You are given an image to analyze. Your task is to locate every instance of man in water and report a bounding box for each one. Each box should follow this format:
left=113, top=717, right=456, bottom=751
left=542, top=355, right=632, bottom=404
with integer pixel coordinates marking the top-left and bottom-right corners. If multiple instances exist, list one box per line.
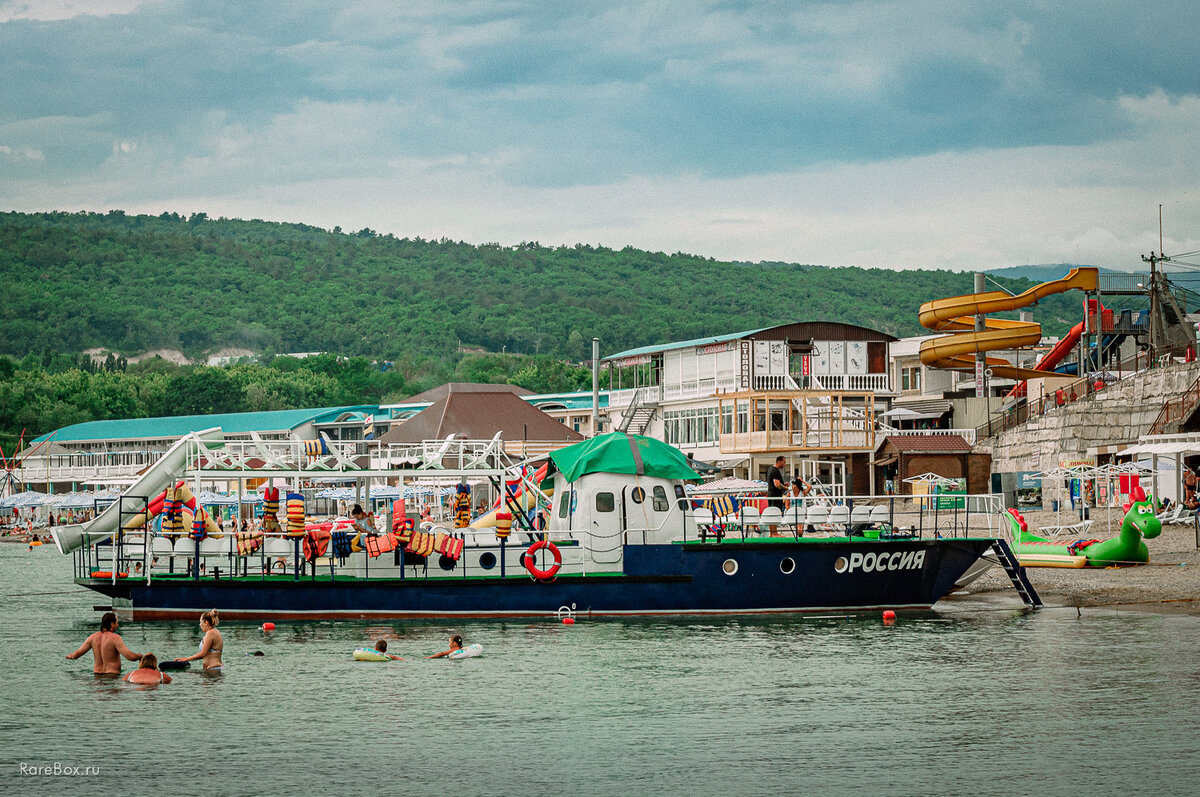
left=66, top=611, right=141, bottom=674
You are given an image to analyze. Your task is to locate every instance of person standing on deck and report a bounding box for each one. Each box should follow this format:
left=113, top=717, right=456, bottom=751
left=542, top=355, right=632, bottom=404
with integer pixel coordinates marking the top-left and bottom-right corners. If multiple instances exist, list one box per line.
left=766, top=455, right=787, bottom=534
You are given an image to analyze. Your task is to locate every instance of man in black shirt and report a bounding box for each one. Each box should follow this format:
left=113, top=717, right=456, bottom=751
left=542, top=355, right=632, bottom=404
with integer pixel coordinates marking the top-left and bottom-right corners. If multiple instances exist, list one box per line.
left=766, top=455, right=786, bottom=533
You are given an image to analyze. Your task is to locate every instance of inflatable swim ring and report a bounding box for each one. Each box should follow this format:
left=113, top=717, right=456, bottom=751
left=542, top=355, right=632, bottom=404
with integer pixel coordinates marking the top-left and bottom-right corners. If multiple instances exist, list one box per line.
left=447, top=643, right=483, bottom=660
left=353, top=648, right=392, bottom=662
left=89, top=571, right=129, bottom=579
left=29, top=540, right=42, bottom=546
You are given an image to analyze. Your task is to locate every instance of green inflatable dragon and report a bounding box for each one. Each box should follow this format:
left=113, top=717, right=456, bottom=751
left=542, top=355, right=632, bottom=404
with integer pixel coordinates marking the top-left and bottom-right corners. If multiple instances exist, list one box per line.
left=1008, top=486, right=1162, bottom=567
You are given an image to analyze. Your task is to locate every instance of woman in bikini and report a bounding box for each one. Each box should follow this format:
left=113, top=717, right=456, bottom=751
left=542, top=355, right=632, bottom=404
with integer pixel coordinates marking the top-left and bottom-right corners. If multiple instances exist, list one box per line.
left=174, top=609, right=223, bottom=670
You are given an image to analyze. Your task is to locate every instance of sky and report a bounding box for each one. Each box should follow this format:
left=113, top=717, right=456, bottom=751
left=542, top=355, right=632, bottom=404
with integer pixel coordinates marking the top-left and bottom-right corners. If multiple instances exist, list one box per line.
left=2, top=0, right=1199, bottom=271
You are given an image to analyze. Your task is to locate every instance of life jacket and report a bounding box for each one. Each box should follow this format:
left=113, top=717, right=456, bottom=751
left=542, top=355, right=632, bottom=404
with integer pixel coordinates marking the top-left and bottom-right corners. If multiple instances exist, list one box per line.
left=406, top=530, right=436, bottom=557
left=331, top=530, right=353, bottom=560
left=392, top=516, right=415, bottom=542
left=236, top=531, right=263, bottom=556
left=190, top=510, right=208, bottom=542
left=302, top=527, right=332, bottom=561
left=365, top=532, right=397, bottom=558
left=303, top=438, right=329, bottom=457
left=454, top=490, right=471, bottom=529
left=434, top=531, right=464, bottom=561
left=705, top=495, right=741, bottom=517
left=286, top=493, right=305, bottom=536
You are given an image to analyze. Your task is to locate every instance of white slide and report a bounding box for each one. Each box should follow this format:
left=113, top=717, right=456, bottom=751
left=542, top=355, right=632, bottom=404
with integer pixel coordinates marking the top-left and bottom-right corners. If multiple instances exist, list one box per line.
left=51, top=428, right=224, bottom=555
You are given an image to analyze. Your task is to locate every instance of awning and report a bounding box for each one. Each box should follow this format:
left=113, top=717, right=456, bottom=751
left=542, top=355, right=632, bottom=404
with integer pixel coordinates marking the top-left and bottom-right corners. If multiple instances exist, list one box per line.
left=1086, top=443, right=1133, bottom=456
left=892, top=398, right=952, bottom=415
left=714, top=458, right=749, bottom=469
left=873, top=455, right=898, bottom=467
left=1123, top=441, right=1200, bottom=455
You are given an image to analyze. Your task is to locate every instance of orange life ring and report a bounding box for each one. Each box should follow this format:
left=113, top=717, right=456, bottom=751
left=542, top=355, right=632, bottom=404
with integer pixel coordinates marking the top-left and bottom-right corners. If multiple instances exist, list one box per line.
left=522, top=540, right=562, bottom=581
left=90, top=571, right=129, bottom=579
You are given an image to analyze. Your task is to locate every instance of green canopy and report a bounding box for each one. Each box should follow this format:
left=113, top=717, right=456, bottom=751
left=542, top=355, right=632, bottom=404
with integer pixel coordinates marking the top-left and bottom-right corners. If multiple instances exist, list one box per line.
left=550, top=432, right=703, bottom=484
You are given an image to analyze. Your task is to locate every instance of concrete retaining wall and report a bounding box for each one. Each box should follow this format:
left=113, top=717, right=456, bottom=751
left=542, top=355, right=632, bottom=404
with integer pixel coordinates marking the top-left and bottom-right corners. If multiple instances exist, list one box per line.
left=978, top=361, right=1200, bottom=503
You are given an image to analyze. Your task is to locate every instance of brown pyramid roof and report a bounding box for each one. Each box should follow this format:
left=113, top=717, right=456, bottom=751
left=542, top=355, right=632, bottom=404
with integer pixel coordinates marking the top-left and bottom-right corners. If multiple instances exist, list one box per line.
left=380, top=387, right=584, bottom=444
left=401, top=382, right=533, bottom=404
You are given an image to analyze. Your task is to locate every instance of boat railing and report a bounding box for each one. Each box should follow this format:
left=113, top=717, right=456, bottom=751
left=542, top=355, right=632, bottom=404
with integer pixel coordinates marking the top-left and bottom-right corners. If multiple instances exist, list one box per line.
left=684, top=492, right=1004, bottom=540
left=184, top=434, right=512, bottom=474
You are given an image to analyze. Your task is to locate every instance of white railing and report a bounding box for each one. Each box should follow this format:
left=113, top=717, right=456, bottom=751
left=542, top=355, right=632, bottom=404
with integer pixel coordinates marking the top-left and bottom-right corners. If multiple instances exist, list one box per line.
left=805, top=373, right=893, bottom=392
left=609, top=385, right=663, bottom=408
left=881, top=428, right=977, bottom=445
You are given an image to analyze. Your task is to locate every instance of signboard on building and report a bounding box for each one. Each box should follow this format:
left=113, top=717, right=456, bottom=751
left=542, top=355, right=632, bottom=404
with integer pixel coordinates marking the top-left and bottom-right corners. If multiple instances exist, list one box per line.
left=739, top=340, right=751, bottom=389
left=613, top=354, right=651, bottom=368
left=699, top=341, right=736, bottom=355
left=802, top=355, right=810, bottom=376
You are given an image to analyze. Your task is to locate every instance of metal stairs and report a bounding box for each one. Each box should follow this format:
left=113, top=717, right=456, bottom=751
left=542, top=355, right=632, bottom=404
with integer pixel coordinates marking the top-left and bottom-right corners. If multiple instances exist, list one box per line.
left=990, top=538, right=1042, bottom=607
left=618, top=389, right=659, bottom=435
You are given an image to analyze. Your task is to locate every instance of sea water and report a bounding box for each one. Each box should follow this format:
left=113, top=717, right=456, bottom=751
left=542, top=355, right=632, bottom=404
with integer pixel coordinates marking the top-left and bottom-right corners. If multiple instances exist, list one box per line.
left=2, top=546, right=1199, bottom=796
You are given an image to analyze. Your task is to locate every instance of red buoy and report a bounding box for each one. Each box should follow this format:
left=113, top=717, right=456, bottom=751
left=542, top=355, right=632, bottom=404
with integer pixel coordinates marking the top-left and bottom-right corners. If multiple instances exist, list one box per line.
left=562, top=617, right=575, bottom=625
left=261, top=622, right=275, bottom=631
left=882, top=610, right=896, bottom=620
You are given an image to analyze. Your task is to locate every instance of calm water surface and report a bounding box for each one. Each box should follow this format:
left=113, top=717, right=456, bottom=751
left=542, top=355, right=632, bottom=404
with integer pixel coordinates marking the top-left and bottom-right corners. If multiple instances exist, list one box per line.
left=2, top=545, right=1199, bottom=796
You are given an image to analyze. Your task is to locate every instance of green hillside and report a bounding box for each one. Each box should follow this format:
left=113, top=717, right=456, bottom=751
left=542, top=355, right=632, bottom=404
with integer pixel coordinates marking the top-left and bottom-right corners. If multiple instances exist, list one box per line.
left=0, top=210, right=1086, bottom=361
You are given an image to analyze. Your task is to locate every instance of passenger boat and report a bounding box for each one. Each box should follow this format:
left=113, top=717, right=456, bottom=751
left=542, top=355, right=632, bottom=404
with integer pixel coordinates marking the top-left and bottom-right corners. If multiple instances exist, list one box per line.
left=54, top=431, right=1007, bottom=620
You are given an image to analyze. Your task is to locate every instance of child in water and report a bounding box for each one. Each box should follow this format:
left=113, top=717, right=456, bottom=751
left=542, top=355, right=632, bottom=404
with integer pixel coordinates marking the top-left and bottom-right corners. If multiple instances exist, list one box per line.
left=426, top=635, right=464, bottom=659
left=374, top=639, right=404, bottom=660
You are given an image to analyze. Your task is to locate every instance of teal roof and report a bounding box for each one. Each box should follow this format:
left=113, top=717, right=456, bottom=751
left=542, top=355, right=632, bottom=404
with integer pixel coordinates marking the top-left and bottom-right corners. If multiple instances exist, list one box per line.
left=33, top=406, right=378, bottom=444
left=525, top=391, right=609, bottom=410
left=606, top=328, right=770, bottom=360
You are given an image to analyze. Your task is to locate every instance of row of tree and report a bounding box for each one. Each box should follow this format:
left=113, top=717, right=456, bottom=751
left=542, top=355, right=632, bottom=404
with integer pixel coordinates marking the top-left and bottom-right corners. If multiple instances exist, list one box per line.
left=0, top=352, right=598, bottom=446
left=0, top=210, right=1084, bottom=362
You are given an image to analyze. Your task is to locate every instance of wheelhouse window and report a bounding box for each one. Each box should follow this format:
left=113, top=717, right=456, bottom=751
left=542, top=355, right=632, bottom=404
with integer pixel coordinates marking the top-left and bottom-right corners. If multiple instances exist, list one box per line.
left=596, top=492, right=615, bottom=512
left=652, top=486, right=670, bottom=511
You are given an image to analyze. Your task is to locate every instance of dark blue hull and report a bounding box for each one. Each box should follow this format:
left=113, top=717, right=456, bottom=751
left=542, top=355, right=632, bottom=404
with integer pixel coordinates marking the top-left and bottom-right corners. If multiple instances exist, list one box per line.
left=80, top=539, right=994, bottom=620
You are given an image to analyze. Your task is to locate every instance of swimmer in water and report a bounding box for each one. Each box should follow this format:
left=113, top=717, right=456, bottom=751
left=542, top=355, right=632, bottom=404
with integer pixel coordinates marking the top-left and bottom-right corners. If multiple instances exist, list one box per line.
left=125, top=653, right=172, bottom=685
left=373, top=639, right=404, bottom=660
left=426, top=634, right=464, bottom=659
left=66, top=611, right=142, bottom=675
left=173, top=609, right=223, bottom=670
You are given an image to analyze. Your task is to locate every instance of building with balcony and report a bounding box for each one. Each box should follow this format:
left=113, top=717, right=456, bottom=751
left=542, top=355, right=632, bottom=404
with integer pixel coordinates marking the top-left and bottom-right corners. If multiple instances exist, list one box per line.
left=604, top=322, right=898, bottom=493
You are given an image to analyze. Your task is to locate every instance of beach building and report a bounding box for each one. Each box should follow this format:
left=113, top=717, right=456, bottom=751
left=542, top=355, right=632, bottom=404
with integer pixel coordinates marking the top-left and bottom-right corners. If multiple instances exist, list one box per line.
left=604, top=322, right=900, bottom=494
left=18, top=406, right=379, bottom=492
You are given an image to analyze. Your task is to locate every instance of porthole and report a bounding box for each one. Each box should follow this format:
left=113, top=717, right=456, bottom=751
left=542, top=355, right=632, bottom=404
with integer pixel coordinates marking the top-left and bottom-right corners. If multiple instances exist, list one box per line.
left=780, top=557, right=796, bottom=575
left=834, top=556, right=849, bottom=573
left=722, top=558, right=738, bottom=576
left=438, top=554, right=457, bottom=571
left=479, top=552, right=497, bottom=570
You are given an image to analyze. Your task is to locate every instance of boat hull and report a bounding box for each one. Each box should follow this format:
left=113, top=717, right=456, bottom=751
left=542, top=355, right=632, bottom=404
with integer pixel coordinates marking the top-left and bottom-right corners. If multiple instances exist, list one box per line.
left=79, top=539, right=995, bottom=620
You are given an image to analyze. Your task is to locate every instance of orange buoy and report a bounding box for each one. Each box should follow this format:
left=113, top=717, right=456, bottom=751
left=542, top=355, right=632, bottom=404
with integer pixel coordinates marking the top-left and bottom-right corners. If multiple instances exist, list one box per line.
left=562, top=617, right=575, bottom=625
left=261, top=622, right=275, bottom=631
left=882, top=610, right=896, bottom=620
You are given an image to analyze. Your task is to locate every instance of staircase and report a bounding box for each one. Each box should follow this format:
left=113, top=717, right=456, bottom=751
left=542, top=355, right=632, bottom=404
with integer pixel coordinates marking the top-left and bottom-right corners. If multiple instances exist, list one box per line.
left=1150, top=373, right=1200, bottom=435
left=617, top=389, right=659, bottom=436
left=990, top=539, right=1042, bottom=607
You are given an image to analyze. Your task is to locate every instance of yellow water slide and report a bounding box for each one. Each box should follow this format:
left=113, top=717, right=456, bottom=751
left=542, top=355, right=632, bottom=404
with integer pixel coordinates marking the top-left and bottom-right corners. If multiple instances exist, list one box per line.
left=918, top=267, right=1099, bottom=380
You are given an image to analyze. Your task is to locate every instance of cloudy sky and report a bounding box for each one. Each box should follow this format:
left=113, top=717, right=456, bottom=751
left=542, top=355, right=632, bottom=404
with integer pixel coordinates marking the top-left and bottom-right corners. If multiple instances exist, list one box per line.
left=2, top=0, right=1198, bottom=270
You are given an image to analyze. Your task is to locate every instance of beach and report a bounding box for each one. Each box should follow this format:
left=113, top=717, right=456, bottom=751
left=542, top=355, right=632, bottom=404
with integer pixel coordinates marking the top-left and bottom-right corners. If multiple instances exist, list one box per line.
left=962, top=506, right=1200, bottom=613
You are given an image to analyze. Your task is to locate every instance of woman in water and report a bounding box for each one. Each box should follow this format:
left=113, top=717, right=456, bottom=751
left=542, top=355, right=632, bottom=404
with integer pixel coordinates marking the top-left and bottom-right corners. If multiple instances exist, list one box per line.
left=125, top=653, right=172, bottom=685
left=174, top=609, right=223, bottom=670
left=426, top=634, right=464, bottom=659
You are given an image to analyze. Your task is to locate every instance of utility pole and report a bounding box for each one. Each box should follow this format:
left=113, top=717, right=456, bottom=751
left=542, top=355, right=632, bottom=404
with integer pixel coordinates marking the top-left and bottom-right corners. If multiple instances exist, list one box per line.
left=1141, top=250, right=1170, bottom=353
left=974, top=273, right=985, bottom=399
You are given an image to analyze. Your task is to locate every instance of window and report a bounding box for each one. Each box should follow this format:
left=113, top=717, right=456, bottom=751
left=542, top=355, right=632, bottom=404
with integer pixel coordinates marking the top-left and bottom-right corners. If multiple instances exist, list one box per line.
left=558, top=491, right=570, bottom=518
left=630, top=486, right=646, bottom=504
left=652, top=486, right=670, bottom=511
left=596, top=492, right=615, bottom=512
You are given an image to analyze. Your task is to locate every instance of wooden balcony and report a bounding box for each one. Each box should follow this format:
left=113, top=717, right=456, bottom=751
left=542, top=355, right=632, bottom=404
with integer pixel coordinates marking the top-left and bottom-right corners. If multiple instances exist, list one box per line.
left=716, top=389, right=877, bottom=454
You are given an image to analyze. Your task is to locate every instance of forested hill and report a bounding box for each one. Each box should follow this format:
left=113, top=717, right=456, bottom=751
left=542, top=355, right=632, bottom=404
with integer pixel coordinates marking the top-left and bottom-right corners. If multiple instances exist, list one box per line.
left=0, top=210, right=1084, bottom=361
